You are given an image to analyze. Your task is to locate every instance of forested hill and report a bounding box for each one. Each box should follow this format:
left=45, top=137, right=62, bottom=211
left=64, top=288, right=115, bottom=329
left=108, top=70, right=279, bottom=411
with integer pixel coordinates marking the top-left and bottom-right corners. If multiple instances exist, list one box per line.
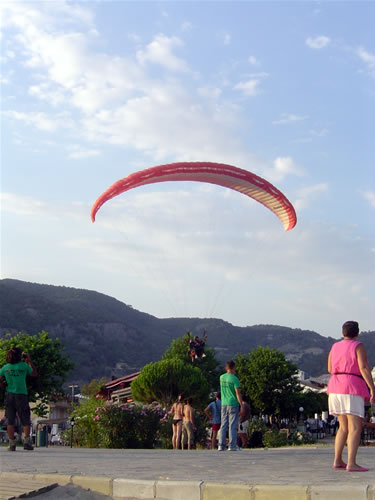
left=1, top=279, right=374, bottom=385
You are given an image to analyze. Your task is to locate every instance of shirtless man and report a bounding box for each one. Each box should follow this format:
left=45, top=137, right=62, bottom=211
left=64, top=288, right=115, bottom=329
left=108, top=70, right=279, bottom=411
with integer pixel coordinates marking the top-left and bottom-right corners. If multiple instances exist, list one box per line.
left=170, top=394, right=184, bottom=449
left=182, top=398, right=195, bottom=450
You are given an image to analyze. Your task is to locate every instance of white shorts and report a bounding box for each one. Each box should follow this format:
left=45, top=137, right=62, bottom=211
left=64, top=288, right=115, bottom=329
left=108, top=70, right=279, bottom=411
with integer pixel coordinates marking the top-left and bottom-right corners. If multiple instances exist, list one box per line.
left=328, top=393, right=365, bottom=419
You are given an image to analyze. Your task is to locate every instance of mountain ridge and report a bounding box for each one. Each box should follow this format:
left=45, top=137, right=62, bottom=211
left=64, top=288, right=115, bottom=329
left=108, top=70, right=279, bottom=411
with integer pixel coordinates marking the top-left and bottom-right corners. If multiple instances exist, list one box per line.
left=1, top=278, right=374, bottom=385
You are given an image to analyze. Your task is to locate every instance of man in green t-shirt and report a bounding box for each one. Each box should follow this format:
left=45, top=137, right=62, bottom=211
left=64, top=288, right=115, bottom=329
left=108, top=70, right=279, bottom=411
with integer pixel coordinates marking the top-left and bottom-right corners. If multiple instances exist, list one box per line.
left=0, top=347, right=37, bottom=451
left=218, top=360, right=244, bottom=451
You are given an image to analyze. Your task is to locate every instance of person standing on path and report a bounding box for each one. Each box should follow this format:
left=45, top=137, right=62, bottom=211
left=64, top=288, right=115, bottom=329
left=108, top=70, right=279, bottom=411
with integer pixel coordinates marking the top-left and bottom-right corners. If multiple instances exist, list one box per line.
left=181, top=398, right=195, bottom=450
left=170, top=394, right=184, bottom=449
left=0, top=347, right=37, bottom=451
left=327, top=321, right=375, bottom=472
left=218, top=360, right=244, bottom=451
left=205, top=392, right=222, bottom=449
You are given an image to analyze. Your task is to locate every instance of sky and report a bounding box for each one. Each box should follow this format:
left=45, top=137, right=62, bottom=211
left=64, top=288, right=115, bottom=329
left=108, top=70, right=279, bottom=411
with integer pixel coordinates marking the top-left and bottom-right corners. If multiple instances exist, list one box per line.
left=1, top=1, right=374, bottom=338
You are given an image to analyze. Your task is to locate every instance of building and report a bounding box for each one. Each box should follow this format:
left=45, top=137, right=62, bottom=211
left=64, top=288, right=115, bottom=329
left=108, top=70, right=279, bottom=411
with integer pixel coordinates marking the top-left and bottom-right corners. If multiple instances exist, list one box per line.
left=29, top=397, right=75, bottom=435
left=99, top=372, right=140, bottom=405
left=298, top=373, right=330, bottom=393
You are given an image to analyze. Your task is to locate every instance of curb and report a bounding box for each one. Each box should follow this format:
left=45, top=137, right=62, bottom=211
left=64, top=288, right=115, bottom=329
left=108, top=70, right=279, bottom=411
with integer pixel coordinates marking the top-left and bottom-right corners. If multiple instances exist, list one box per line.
left=1, top=473, right=374, bottom=500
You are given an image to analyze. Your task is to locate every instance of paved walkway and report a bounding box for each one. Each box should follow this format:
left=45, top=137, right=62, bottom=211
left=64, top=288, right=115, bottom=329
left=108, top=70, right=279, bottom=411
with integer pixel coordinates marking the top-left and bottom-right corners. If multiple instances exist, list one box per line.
left=0, top=477, right=57, bottom=500
left=0, top=446, right=374, bottom=499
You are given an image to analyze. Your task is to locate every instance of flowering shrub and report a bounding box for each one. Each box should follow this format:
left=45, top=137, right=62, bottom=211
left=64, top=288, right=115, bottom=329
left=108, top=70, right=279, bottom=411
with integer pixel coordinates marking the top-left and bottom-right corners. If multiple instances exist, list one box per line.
left=61, top=397, right=106, bottom=448
left=65, top=398, right=167, bottom=449
left=97, top=402, right=166, bottom=449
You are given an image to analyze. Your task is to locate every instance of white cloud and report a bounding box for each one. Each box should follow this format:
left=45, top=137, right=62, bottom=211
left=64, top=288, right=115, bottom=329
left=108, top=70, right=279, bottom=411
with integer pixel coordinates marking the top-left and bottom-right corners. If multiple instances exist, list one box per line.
left=233, top=79, right=260, bottom=97
left=272, top=114, right=309, bottom=125
left=197, top=87, right=222, bottom=99
left=265, top=157, right=305, bottom=182
left=223, top=33, right=231, bottom=46
left=0, top=192, right=87, bottom=219
left=362, top=191, right=375, bottom=208
left=136, top=34, right=190, bottom=72
left=305, top=35, right=331, bottom=49
left=309, top=128, right=329, bottom=137
left=295, top=183, right=329, bottom=210
left=3, top=110, right=71, bottom=132
left=248, top=55, right=258, bottom=65
left=0, top=2, right=267, bottom=171
left=357, top=47, right=375, bottom=79
left=0, top=193, right=49, bottom=217
left=181, top=21, right=192, bottom=32
left=68, top=148, right=101, bottom=160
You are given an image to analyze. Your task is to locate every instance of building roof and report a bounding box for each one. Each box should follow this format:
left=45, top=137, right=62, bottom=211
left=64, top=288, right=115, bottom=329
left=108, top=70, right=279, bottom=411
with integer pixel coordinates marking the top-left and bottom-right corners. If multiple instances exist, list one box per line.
left=104, top=372, right=141, bottom=390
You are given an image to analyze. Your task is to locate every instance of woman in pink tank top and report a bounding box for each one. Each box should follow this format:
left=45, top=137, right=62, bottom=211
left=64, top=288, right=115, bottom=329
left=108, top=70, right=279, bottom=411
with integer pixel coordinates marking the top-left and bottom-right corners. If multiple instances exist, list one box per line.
left=327, top=321, right=375, bottom=472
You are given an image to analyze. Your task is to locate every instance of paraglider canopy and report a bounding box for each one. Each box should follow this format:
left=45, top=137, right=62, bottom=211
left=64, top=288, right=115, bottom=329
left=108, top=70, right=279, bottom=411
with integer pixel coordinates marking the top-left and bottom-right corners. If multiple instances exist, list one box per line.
left=91, top=162, right=297, bottom=231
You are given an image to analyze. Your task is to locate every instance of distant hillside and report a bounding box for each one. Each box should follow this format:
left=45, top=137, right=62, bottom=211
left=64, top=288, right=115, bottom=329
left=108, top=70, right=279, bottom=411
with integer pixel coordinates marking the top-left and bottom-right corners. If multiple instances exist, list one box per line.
left=1, top=279, right=374, bottom=385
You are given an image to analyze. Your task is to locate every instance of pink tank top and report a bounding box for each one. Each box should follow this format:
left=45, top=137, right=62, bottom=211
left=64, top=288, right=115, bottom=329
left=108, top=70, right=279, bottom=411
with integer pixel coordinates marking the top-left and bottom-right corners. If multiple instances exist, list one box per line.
left=327, top=339, right=370, bottom=400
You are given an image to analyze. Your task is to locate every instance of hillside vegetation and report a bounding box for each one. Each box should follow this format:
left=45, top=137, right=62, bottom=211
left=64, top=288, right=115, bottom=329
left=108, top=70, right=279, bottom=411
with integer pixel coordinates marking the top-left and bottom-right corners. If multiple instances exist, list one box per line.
left=1, top=279, right=374, bottom=384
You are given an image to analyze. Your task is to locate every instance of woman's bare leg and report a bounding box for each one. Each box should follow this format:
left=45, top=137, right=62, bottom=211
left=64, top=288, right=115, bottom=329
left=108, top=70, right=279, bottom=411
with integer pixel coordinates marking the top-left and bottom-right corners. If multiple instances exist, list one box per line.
left=347, top=414, right=364, bottom=469
left=172, top=424, right=177, bottom=449
left=175, top=422, right=182, bottom=449
left=211, top=429, right=218, bottom=449
left=333, top=415, right=348, bottom=467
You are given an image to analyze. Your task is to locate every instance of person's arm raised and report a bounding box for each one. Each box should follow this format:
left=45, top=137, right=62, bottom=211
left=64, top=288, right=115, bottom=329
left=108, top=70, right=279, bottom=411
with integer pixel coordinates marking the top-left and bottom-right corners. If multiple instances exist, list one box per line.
left=25, top=354, right=37, bottom=377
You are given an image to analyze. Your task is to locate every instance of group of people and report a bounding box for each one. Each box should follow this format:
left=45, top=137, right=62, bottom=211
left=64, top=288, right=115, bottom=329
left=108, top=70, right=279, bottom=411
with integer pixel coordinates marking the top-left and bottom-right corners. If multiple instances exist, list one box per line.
left=1, top=320, right=375, bottom=474
left=169, top=320, right=375, bottom=474
left=170, top=359, right=251, bottom=451
left=170, top=395, right=195, bottom=450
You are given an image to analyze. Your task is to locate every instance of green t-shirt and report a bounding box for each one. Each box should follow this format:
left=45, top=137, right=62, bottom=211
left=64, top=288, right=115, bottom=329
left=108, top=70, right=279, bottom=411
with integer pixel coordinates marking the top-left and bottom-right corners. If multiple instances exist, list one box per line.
left=220, top=372, right=240, bottom=406
left=0, top=362, right=33, bottom=395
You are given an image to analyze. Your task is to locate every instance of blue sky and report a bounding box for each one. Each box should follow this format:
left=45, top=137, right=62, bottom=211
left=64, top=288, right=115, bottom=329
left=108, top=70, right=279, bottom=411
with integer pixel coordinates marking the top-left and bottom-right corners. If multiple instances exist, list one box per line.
left=1, top=1, right=374, bottom=338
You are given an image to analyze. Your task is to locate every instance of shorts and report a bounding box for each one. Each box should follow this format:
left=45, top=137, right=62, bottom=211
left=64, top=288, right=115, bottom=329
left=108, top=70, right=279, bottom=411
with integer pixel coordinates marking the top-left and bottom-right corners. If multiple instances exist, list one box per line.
left=328, top=393, right=365, bottom=419
left=238, top=419, right=249, bottom=434
left=5, top=392, right=31, bottom=426
left=212, top=423, right=221, bottom=431
left=182, top=421, right=194, bottom=445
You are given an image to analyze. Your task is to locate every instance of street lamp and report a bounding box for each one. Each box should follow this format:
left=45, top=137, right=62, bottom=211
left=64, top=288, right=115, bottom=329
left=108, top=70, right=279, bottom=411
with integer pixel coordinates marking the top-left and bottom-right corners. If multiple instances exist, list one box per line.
left=297, top=407, right=305, bottom=432
left=70, top=417, right=75, bottom=448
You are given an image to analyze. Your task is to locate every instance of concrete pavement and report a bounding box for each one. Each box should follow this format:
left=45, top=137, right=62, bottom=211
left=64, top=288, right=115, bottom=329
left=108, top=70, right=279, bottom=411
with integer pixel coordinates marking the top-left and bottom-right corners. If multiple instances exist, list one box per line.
left=0, top=446, right=374, bottom=499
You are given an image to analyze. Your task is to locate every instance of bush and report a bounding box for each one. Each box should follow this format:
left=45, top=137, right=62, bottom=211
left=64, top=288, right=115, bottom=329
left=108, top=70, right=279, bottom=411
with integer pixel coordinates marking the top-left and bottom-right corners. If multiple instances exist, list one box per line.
left=64, top=398, right=167, bottom=449
left=263, top=429, right=288, bottom=448
left=61, top=397, right=106, bottom=448
left=288, top=431, right=316, bottom=446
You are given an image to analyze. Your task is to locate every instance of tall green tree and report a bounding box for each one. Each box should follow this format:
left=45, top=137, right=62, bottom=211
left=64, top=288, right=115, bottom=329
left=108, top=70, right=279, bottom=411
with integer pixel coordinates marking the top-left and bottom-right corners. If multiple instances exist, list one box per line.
left=162, top=333, right=221, bottom=391
left=235, top=346, right=302, bottom=417
left=0, top=331, right=74, bottom=416
left=81, top=377, right=108, bottom=398
left=131, top=358, right=210, bottom=408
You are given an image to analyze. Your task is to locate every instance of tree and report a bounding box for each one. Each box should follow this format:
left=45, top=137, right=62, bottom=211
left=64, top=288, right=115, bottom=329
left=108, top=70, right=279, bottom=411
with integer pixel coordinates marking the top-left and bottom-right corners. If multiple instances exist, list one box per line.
left=131, top=358, right=210, bottom=408
left=0, top=331, right=74, bottom=416
left=162, top=333, right=221, bottom=391
left=297, top=391, right=328, bottom=418
left=235, top=346, right=302, bottom=417
left=81, top=377, right=108, bottom=398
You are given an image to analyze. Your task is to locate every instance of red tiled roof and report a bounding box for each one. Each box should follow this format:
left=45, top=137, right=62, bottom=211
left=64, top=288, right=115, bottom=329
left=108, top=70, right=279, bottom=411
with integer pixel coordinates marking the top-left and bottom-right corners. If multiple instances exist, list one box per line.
left=104, top=371, right=141, bottom=390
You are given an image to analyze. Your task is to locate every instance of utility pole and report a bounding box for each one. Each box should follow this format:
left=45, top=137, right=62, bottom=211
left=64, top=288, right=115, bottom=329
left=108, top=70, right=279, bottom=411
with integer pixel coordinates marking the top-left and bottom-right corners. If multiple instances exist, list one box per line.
left=68, top=384, right=79, bottom=403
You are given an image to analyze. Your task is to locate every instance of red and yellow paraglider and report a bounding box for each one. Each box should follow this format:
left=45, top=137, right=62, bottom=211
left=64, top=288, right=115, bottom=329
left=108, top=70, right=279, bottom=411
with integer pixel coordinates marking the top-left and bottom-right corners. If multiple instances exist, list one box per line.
left=91, top=162, right=297, bottom=231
